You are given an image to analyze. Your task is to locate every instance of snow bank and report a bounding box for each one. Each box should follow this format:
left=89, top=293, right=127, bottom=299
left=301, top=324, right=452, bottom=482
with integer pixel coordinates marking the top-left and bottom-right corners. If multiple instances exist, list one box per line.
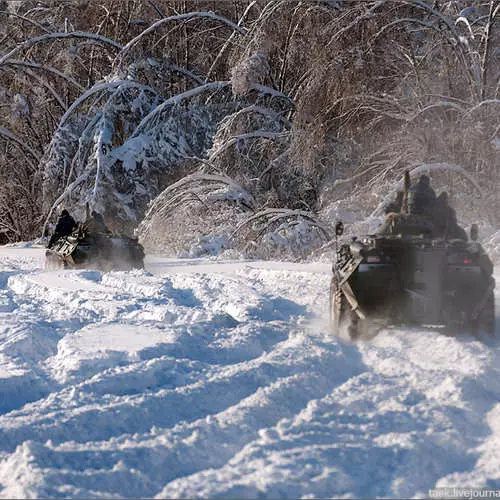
left=0, top=247, right=498, bottom=498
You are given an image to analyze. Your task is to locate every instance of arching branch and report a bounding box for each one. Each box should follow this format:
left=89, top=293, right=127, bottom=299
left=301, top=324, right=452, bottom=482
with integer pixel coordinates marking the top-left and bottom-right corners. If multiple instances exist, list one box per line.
left=130, top=81, right=231, bottom=137
left=57, top=80, right=155, bottom=129
left=139, top=173, right=256, bottom=238
left=6, top=59, right=85, bottom=91
left=0, top=31, right=122, bottom=67
left=249, top=83, right=295, bottom=107
left=114, top=12, right=246, bottom=69
left=209, top=130, right=290, bottom=160
left=224, top=104, right=292, bottom=129
left=0, top=127, right=40, bottom=168
left=232, top=208, right=332, bottom=242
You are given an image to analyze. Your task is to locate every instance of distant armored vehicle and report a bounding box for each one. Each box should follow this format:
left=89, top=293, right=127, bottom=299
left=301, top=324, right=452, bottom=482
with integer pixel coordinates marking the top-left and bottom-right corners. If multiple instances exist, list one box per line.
left=45, top=223, right=145, bottom=271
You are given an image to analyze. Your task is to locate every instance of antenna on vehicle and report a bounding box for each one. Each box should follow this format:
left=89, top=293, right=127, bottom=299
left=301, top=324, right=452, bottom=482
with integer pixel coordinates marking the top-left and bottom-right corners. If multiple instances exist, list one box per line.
left=401, top=170, right=410, bottom=214
left=470, top=223, right=478, bottom=241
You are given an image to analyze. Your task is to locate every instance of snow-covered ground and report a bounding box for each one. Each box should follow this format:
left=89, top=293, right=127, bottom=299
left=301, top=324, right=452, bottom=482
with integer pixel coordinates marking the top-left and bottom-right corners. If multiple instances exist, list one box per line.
left=0, top=246, right=499, bottom=499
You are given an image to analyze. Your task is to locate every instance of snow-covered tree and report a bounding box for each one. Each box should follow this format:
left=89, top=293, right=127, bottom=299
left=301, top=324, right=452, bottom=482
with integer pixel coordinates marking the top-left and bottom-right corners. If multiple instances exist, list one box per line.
left=0, top=0, right=497, bottom=253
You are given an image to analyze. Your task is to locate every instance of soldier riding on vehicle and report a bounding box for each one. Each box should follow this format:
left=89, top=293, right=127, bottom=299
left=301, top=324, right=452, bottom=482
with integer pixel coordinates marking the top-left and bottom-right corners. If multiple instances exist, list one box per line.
left=377, top=174, right=468, bottom=240
left=48, top=209, right=77, bottom=248
left=377, top=174, right=439, bottom=237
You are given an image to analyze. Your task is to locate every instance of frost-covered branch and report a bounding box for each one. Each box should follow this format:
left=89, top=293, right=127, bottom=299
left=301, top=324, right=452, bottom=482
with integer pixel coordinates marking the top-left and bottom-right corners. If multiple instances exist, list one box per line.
left=130, top=81, right=230, bottom=137
left=407, top=101, right=466, bottom=122
left=209, top=130, right=289, bottom=160
left=139, top=173, right=255, bottom=238
left=6, top=59, right=85, bottom=91
left=231, top=208, right=332, bottom=260
left=234, top=207, right=331, bottom=235
left=57, top=80, right=155, bottom=129
left=0, top=127, right=40, bottom=167
left=467, top=99, right=500, bottom=115
left=249, top=83, right=294, bottom=107
left=166, top=64, right=204, bottom=85
left=115, top=12, right=246, bottom=68
left=0, top=31, right=122, bottom=67
left=223, top=105, right=291, bottom=129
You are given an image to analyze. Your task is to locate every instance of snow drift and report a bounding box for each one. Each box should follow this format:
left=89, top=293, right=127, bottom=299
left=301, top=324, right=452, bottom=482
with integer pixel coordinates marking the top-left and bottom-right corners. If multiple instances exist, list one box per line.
left=0, top=246, right=498, bottom=498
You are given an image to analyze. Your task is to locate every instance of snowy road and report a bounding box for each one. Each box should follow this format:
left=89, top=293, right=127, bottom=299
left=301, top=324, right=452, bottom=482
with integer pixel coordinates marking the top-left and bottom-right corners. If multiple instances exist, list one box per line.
left=0, top=246, right=499, bottom=498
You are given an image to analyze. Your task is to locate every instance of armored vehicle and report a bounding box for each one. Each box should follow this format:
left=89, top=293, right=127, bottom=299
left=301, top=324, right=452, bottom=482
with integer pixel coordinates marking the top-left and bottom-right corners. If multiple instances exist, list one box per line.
left=330, top=178, right=495, bottom=340
left=45, top=224, right=145, bottom=271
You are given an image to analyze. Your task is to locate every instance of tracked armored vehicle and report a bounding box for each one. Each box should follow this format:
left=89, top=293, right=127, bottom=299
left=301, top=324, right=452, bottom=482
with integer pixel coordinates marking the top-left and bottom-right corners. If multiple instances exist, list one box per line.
left=45, top=224, right=145, bottom=271
left=330, top=177, right=495, bottom=340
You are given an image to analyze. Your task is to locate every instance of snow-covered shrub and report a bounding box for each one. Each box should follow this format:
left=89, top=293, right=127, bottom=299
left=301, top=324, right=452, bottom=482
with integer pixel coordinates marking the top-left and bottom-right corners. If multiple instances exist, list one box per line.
left=41, top=80, right=160, bottom=229
left=232, top=208, right=332, bottom=261
left=41, top=76, right=239, bottom=234
left=138, top=173, right=255, bottom=256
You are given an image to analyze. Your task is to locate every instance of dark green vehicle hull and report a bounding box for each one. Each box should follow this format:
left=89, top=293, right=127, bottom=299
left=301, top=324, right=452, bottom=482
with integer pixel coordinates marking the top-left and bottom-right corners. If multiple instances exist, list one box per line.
left=330, top=234, right=495, bottom=339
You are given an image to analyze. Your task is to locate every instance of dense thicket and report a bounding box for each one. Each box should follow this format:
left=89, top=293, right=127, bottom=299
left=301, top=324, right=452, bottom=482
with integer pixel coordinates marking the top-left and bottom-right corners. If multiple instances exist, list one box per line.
left=0, top=0, right=498, bottom=258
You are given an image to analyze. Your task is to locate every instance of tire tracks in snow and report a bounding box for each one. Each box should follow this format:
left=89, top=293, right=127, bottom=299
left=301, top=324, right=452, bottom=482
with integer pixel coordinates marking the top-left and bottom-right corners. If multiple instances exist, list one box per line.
left=0, top=332, right=365, bottom=498
left=0, top=264, right=367, bottom=498
left=0, top=250, right=499, bottom=498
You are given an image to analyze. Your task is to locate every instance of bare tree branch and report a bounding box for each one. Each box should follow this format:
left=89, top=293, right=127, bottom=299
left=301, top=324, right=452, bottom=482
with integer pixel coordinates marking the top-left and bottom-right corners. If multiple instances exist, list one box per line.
left=6, top=59, right=85, bottom=91
left=114, top=12, right=246, bottom=69
left=0, top=127, right=40, bottom=166
left=0, top=31, right=122, bottom=67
